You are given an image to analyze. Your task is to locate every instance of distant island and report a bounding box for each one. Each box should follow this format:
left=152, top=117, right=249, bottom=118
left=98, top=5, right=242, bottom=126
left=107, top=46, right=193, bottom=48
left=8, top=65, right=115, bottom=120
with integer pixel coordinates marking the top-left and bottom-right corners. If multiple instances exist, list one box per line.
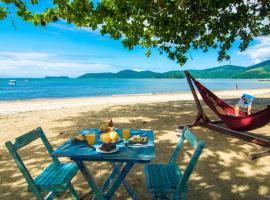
left=45, top=76, right=69, bottom=79
left=79, top=60, right=270, bottom=79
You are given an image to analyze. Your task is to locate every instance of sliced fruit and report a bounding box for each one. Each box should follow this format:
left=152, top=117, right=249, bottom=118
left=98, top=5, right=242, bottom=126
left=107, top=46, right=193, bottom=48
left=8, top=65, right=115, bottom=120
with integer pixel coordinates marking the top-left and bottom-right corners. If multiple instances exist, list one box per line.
left=109, top=131, right=119, bottom=142
left=100, top=132, right=111, bottom=143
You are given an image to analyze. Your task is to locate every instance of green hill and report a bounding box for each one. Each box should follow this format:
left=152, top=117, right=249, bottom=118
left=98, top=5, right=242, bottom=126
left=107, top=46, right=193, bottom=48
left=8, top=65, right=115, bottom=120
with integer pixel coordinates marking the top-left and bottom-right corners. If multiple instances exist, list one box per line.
left=245, top=60, right=270, bottom=70
left=117, top=70, right=159, bottom=78
left=232, top=62, right=270, bottom=78
left=79, top=60, right=270, bottom=79
left=189, top=65, right=245, bottom=78
left=79, top=69, right=185, bottom=79
left=79, top=72, right=117, bottom=78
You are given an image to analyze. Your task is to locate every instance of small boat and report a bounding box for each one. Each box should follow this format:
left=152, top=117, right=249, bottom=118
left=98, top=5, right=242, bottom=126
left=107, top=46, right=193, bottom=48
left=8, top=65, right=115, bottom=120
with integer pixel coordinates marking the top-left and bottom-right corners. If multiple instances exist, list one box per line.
left=9, top=80, right=16, bottom=86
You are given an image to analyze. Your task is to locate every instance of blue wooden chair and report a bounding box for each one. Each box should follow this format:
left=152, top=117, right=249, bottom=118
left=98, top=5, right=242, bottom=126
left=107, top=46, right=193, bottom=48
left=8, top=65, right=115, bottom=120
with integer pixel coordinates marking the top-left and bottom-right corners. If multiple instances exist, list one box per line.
left=5, top=127, right=80, bottom=200
left=144, top=127, right=205, bottom=200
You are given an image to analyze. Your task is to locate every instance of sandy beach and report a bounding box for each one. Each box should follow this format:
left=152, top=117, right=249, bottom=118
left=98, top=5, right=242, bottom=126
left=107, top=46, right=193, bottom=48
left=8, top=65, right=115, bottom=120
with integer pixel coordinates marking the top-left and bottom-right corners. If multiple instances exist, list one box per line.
left=0, top=88, right=270, bottom=200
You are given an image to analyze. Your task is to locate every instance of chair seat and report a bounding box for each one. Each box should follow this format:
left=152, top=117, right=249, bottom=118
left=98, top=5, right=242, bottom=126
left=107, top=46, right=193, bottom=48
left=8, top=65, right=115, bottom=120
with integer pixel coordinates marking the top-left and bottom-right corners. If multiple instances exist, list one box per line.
left=144, top=163, right=187, bottom=194
left=28, top=162, right=78, bottom=192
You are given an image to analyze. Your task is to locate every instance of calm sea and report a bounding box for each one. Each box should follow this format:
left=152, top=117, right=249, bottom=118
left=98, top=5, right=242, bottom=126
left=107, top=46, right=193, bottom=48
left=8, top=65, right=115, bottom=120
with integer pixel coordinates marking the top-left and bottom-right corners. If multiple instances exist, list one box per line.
left=0, top=78, right=270, bottom=101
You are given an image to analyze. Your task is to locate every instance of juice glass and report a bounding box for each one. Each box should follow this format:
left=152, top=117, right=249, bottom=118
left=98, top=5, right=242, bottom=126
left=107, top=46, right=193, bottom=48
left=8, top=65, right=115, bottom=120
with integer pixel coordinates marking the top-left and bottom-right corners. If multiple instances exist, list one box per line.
left=87, top=133, right=96, bottom=145
left=122, top=129, right=131, bottom=140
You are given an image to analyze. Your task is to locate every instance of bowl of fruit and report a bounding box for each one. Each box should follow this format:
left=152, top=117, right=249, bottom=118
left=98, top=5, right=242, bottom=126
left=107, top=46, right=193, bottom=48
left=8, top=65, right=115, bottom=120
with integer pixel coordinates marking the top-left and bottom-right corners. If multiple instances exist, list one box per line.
left=99, top=119, right=121, bottom=144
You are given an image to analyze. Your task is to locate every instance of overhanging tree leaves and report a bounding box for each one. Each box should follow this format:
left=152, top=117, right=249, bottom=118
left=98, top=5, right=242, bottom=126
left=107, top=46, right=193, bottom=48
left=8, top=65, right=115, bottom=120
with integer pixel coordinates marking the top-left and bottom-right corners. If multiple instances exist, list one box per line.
left=1, top=0, right=269, bottom=65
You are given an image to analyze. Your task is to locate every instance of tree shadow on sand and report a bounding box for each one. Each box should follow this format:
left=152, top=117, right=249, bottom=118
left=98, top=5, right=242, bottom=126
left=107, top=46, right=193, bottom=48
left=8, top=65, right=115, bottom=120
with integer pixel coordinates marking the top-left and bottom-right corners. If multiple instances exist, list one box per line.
left=1, top=97, right=270, bottom=199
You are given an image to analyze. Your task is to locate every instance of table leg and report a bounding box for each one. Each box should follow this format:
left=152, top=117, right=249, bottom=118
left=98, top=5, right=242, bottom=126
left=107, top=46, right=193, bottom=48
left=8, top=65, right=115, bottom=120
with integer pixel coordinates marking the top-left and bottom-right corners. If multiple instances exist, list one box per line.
left=101, top=163, right=123, bottom=192
left=101, top=162, right=136, bottom=200
left=110, top=163, right=137, bottom=199
left=74, top=160, right=105, bottom=200
left=105, top=162, right=135, bottom=200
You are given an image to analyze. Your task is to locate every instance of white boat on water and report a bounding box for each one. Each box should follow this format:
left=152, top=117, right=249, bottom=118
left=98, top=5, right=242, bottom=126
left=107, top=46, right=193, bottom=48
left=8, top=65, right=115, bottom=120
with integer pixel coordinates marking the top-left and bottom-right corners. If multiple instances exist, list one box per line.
left=9, top=80, right=16, bottom=86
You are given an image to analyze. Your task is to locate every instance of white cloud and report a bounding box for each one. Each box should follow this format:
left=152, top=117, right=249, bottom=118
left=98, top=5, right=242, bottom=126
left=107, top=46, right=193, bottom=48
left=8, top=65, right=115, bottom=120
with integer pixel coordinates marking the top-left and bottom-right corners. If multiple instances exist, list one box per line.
left=48, top=22, right=102, bottom=34
left=49, top=23, right=79, bottom=32
left=239, top=36, right=270, bottom=64
left=0, top=51, right=50, bottom=60
left=0, top=51, right=117, bottom=78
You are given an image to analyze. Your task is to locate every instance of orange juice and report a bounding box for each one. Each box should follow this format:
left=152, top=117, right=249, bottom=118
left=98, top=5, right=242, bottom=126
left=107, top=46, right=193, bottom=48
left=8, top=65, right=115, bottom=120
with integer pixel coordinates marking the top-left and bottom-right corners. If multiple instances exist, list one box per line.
left=87, top=134, right=96, bottom=145
left=122, top=129, right=131, bottom=140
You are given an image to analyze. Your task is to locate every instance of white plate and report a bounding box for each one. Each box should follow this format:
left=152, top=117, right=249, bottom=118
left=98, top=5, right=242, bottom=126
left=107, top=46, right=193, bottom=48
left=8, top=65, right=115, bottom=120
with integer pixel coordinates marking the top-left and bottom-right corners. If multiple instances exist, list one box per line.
left=128, top=143, right=144, bottom=146
left=96, top=146, right=119, bottom=154
left=126, top=143, right=148, bottom=148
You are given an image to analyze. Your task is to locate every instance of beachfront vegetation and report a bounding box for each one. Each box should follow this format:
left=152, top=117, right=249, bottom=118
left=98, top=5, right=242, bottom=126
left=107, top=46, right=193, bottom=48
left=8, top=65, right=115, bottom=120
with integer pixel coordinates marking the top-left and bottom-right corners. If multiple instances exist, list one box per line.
left=1, top=0, right=269, bottom=65
left=80, top=60, right=270, bottom=79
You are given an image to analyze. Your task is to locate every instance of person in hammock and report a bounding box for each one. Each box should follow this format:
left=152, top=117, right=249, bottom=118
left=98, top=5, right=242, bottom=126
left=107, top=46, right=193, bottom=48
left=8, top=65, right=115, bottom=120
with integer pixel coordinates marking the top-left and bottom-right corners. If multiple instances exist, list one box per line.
left=206, top=93, right=227, bottom=115
left=235, top=94, right=255, bottom=116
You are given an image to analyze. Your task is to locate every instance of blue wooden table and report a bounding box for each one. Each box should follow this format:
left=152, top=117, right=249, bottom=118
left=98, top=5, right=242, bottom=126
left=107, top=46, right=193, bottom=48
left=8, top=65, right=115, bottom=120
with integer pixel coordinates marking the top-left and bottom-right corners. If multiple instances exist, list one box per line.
left=51, top=129, right=155, bottom=200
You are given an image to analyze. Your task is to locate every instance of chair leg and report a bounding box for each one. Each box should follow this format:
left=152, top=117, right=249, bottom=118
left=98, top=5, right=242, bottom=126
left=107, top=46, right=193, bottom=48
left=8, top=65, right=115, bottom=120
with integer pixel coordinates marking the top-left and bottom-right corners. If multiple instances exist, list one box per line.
left=44, top=191, right=56, bottom=200
left=68, top=184, right=80, bottom=200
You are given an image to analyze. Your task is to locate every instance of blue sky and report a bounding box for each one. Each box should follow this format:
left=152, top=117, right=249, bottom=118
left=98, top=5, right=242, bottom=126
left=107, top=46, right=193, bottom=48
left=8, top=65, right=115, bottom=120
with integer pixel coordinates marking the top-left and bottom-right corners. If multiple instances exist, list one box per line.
left=0, top=3, right=270, bottom=77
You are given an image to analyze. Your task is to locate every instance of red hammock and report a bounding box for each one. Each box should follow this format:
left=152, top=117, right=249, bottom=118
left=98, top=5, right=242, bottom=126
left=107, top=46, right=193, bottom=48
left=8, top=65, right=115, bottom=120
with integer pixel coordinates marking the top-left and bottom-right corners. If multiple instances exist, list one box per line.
left=191, top=76, right=270, bottom=131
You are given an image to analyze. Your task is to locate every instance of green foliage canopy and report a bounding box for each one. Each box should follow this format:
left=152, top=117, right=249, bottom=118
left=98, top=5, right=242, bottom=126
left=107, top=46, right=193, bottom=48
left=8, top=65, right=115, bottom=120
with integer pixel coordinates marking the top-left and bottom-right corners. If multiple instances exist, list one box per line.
left=1, top=0, right=270, bottom=65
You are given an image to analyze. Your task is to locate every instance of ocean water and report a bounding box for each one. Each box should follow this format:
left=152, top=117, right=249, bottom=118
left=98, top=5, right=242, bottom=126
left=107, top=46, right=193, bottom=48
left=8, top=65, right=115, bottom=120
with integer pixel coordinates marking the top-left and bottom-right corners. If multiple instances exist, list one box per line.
left=0, top=78, right=270, bottom=101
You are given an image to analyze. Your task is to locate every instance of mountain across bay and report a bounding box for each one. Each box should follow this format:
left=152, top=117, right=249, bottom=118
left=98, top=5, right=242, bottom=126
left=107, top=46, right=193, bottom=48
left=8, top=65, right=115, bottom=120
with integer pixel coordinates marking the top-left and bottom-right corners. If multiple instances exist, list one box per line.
left=79, top=60, right=270, bottom=79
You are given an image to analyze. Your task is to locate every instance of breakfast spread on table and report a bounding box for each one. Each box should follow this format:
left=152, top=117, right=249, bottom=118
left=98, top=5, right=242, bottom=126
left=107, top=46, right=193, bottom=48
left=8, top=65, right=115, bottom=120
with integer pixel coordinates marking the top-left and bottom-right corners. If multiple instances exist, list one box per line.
left=70, top=119, right=149, bottom=152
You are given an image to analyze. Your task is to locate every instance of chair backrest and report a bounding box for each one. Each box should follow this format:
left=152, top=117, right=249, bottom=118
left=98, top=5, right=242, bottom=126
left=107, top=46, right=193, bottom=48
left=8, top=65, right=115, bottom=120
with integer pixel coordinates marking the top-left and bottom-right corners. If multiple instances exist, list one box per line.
left=169, top=127, right=205, bottom=198
left=5, top=127, right=59, bottom=199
